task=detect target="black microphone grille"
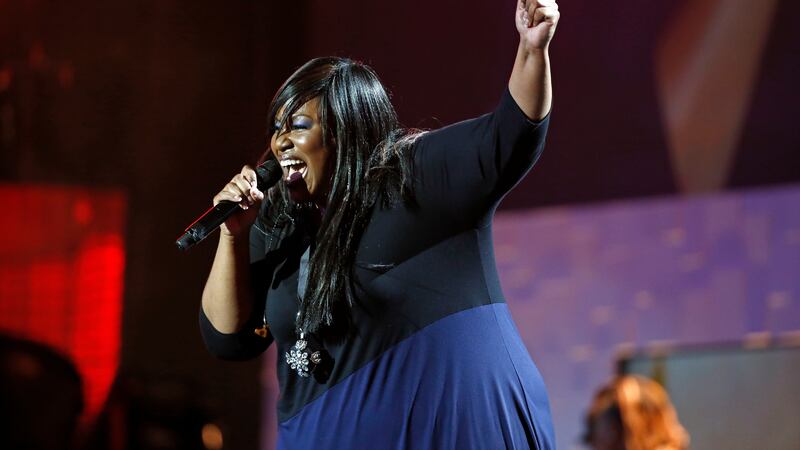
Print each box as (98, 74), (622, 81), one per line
(255, 159), (282, 191)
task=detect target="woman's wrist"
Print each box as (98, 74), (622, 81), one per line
(219, 226), (250, 247)
(517, 40), (549, 60)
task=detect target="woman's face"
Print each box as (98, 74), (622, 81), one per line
(270, 97), (333, 205)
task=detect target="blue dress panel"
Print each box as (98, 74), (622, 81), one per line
(200, 89), (555, 450)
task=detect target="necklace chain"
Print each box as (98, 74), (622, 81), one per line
(255, 200), (327, 378)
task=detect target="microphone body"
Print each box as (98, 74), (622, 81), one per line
(176, 159), (282, 250)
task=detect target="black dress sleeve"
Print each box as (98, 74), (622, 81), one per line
(412, 89), (550, 226)
(198, 204), (275, 361)
(198, 307), (272, 361)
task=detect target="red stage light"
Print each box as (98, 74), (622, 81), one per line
(0, 184), (126, 430)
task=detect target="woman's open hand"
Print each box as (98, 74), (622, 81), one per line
(516, 0), (560, 52)
(212, 165), (265, 238)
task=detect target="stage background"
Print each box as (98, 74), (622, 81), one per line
(1, 0), (798, 449)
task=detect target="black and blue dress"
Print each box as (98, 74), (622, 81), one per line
(200, 89), (555, 450)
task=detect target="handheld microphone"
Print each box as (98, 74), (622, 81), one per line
(176, 159), (282, 250)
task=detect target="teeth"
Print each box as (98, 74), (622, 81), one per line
(280, 159), (304, 167)
(280, 158), (308, 179)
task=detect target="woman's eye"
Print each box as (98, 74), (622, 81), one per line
(272, 123), (282, 133)
(291, 121), (310, 130)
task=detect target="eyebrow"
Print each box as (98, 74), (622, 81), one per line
(275, 112), (312, 122)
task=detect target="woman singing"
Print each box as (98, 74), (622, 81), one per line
(200, 1), (560, 448)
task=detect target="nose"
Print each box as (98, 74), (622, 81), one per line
(273, 131), (293, 155)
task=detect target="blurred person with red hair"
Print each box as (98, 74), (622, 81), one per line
(583, 375), (690, 450)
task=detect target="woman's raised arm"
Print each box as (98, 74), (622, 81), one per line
(509, 0), (559, 121)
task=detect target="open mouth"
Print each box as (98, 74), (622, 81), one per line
(279, 158), (308, 180)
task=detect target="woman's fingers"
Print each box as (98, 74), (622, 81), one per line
(211, 165), (266, 236)
(240, 165), (265, 203)
(224, 165), (263, 207)
(231, 175), (255, 204)
(518, 0), (530, 27)
(213, 185), (242, 206)
(241, 165), (258, 186)
(521, 0), (559, 28)
(516, 0), (559, 51)
(212, 165), (264, 208)
(532, 6), (559, 28)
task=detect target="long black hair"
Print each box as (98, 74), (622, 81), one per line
(259, 57), (421, 333)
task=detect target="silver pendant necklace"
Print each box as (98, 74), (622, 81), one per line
(285, 324), (324, 378)
(284, 239), (329, 378)
(251, 202), (330, 378)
